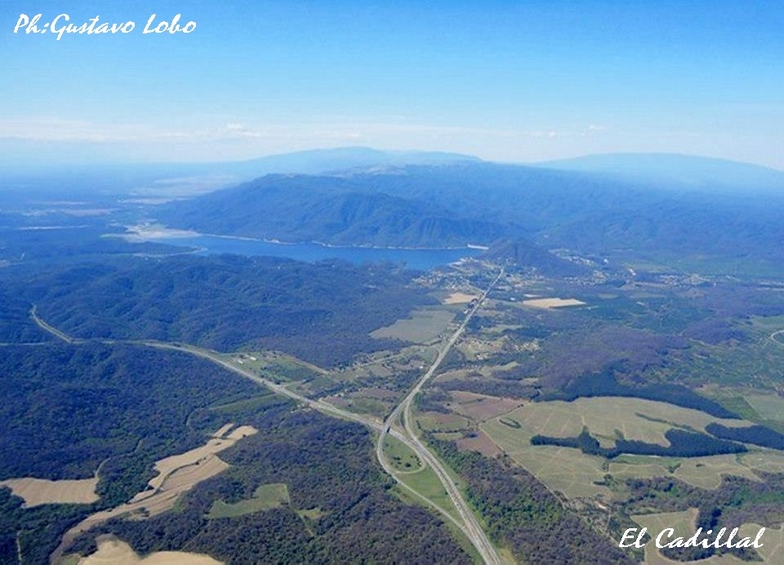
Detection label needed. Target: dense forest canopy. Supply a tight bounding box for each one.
[18,255,433,367]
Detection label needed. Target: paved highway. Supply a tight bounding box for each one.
[377,268,505,565]
[33,272,505,564]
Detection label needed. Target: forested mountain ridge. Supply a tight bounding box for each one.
[159,160,784,273]
[163,178,509,247]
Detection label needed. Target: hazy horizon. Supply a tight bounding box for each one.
[3,1,784,169]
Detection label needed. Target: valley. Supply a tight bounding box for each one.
[7,0,784,560]
[2,156,784,564]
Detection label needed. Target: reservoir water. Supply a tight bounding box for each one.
[153,234,484,271]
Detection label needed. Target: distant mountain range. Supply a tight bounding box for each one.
[7,146,782,274]
[222,147,481,177]
[159,153,784,274]
[538,153,784,194]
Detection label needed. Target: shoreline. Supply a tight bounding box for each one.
[118,224,490,252]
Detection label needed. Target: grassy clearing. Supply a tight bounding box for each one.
[297,507,325,520]
[395,465,461,523]
[608,460,672,481]
[209,393,279,415]
[370,306,456,343]
[709,394,763,422]
[345,396,391,418]
[743,394,784,423]
[417,412,471,433]
[632,509,700,565]
[512,445,611,499]
[434,431,464,441]
[609,453,764,490]
[737,450,784,474]
[208,483,290,519]
[383,435,422,473]
[227,351,325,383]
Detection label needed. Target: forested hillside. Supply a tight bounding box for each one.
[21,255,433,366]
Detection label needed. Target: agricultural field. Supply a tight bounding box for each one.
[370,306,458,343]
[754,525,784,564]
[480,397,782,500]
[417,413,471,434]
[521,297,587,309]
[76,535,222,565]
[455,431,502,458]
[492,440,611,499]
[631,510,718,565]
[447,391,523,421]
[608,453,762,491]
[486,397,750,448]
[443,292,480,305]
[413,262,784,563]
[61,401,473,565]
[630,510,782,565]
[0,477,99,507]
[57,424,259,558]
[743,393,784,423]
[4,199,784,564]
[134,424,257,503]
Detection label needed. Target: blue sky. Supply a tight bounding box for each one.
[2,0,783,168]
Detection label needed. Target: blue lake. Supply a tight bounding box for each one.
[155,235,484,270]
